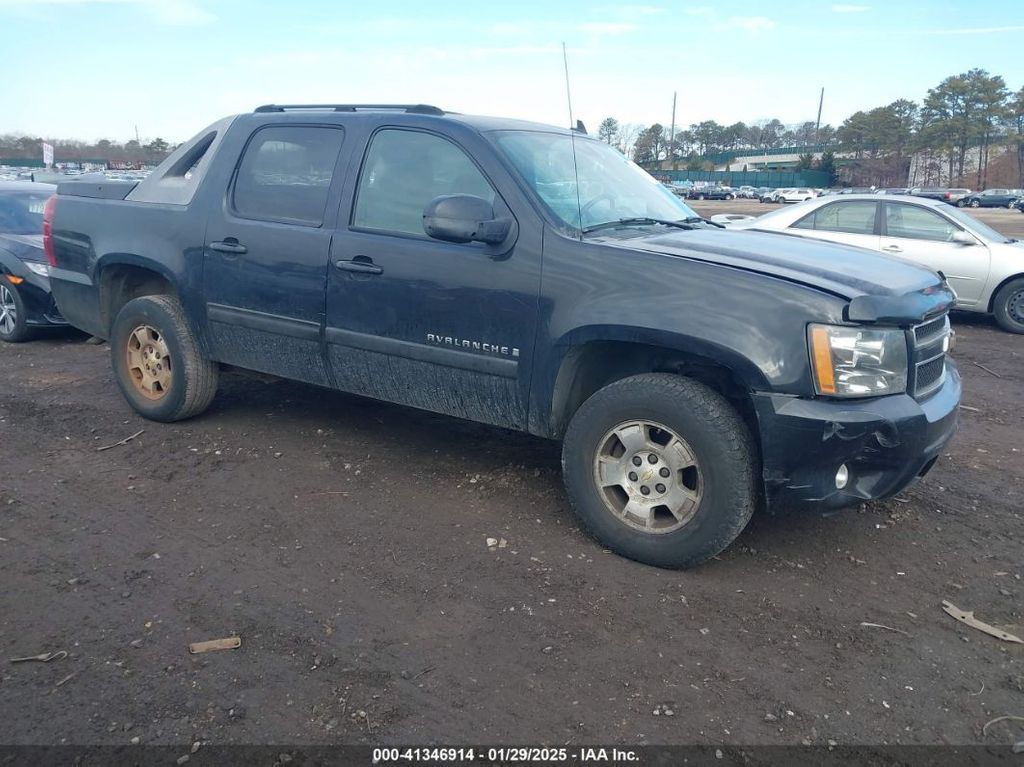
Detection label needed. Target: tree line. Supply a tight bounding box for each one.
[0,134,173,166]
[598,69,1024,188]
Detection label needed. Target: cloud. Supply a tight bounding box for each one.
[831,4,869,12]
[0,0,215,25]
[722,15,776,34]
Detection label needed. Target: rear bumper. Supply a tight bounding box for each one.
[753,361,961,509]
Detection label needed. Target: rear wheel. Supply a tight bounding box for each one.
[993,277,1024,334]
[110,294,219,421]
[957,199,967,208]
[0,280,33,343]
[561,373,757,569]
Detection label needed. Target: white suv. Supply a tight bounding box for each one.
[778,188,816,203]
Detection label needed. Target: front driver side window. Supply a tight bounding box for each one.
[353,129,496,236]
[791,201,877,235]
[885,204,958,242]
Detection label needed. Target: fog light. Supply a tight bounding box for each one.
[835,464,850,490]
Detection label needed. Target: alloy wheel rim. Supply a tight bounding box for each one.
[126,324,172,400]
[0,284,16,335]
[592,420,703,534]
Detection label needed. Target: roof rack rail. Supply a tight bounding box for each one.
[253,103,445,116]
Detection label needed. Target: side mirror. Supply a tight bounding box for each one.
[423,194,511,246]
[951,230,975,246]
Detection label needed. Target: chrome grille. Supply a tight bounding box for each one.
[910,314,950,399]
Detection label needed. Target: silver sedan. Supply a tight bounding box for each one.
[726,194,1024,333]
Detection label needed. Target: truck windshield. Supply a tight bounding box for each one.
[494,131,698,233]
[0,191,50,235]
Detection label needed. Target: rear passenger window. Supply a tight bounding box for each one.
[233,126,344,226]
[353,129,496,236]
[791,201,876,235]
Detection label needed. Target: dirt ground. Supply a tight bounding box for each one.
[0,210,1021,749]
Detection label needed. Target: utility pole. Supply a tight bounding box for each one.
[135,124,140,145]
[669,91,677,170]
[815,87,824,144]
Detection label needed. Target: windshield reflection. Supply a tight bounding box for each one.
[495,131,698,232]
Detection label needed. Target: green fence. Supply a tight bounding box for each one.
[651,169,830,188]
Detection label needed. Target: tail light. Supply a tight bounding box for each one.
[42,195,57,267]
[944,192,952,200]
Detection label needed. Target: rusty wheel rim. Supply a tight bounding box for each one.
[126,324,172,400]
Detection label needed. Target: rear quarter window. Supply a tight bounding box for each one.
[232,126,345,226]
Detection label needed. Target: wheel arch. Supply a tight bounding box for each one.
[987,272,1024,313]
[544,328,769,440]
[95,256,179,335]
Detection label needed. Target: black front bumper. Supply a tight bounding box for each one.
[753,361,961,509]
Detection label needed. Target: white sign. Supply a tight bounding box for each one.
[42,142,54,167]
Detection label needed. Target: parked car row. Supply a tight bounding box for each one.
[956,188,1022,209]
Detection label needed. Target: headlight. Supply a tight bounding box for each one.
[809,324,908,397]
[25,262,50,277]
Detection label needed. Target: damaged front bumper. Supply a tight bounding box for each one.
[753,360,961,509]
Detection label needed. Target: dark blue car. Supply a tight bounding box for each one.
[0,182,67,342]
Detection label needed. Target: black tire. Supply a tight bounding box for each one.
[0,279,33,343]
[697,194,705,200]
[110,294,219,421]
[957,199,967,208]
[970,199,980,208]
[561,373,757,569]
[992,277,1024,334]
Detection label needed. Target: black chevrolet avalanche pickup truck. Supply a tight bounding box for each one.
[46,104,960,568]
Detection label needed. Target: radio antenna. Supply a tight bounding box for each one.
[562,42,584,236]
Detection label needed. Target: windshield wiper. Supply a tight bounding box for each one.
[581,217,696,234]
[681,216,725,229]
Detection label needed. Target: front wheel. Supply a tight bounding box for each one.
[110,294,219,421]
[0,280,33,343]
[561,373,757,569]
[993,277,1024,334]
[970,200,980,208]
[957,199,967,208]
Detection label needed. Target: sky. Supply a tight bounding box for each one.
[1,0,1023,144]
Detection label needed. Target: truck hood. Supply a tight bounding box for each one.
[0,233,45,262]
[601,227,955,323]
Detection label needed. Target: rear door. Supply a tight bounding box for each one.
[203,124,346,384]
[324,126,541,430]
[787,200,881,250]
[879,201,990,306]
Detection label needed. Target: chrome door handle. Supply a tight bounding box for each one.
[209,239,248,255]
[881,245,903,253]
[335,258,383,275]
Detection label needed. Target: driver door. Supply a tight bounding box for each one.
[324,127,541,430]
